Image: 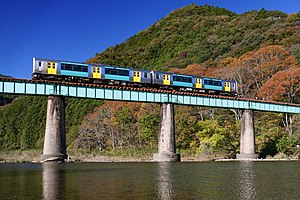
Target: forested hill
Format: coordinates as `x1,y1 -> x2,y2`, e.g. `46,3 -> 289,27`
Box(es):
88,4 -> 300,69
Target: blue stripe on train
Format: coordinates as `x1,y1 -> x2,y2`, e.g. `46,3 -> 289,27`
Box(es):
61,70 -> 89,77
204,85 -> 223,91
105,74 -> 130,81
61,62 -> 88,66
173,81 -> 193,88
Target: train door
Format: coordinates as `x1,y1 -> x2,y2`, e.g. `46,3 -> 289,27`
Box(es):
133,71 -> 141,82
195,78 -> 202,88
231,82 -> 236,93
224,82 -> 230,92
92,66 -> 101,79
47,62 -> 57,75
163,74 -> 170,85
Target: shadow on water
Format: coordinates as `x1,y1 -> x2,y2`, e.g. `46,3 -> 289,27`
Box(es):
237,161 -> 257,200
156,162 -> 174,200
42,162 -> 65,200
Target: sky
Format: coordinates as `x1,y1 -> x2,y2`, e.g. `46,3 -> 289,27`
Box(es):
1,0 -> 300,78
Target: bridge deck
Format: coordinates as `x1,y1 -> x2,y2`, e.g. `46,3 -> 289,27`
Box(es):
1,78 -> 300,114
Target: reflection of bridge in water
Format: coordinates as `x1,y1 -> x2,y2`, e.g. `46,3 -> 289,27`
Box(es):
42,163 -> 64,200
1,77 -> 300,162
238,162 -> 257,200
157,162 -> 174,200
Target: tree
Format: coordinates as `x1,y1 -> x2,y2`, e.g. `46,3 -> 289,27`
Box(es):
258,67 -> 300,103
216,45 -> 298,98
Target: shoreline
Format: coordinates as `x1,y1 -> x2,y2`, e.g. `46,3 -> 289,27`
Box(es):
1,156 -> 299,164
1,149 -> 299,163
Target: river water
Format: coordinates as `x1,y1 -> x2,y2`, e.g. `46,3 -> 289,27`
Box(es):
0,161 -> 300,199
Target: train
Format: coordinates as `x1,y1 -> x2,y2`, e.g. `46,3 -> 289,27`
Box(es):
32,58 -> 238,95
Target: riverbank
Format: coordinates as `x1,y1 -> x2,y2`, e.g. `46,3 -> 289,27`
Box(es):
0,148 -> 157,163
0,149 -> 299,163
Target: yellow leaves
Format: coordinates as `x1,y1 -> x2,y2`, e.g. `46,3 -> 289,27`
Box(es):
218,57 -> 236,68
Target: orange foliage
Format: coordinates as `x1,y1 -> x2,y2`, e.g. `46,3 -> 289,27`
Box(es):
214,45 -> 298,98
258,67 -> 300,102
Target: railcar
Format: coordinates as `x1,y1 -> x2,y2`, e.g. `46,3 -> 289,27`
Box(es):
32,58 -> 238,95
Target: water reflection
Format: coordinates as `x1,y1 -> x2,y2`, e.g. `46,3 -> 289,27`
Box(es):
238,162 -> 257,200
156,162 -> 174,200
42,162 -> 64,200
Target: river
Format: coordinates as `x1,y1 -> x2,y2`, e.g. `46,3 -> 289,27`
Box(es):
0,161 -> 300,199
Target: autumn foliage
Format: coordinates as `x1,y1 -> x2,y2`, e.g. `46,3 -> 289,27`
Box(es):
215,45 -> 298,98
258,67 -> 300,102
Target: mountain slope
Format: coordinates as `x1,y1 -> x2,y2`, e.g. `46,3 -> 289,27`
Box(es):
88,4 -> 300,69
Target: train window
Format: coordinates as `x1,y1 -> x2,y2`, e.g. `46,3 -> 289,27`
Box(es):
144,72 -> 148,78
174,76 -> 192,83
156,74 -> 160,79
93,68 -> 96,73
204,80 -> 211,85
47,63 -> 51,68
52,64 -> 55,69
97,68 -> 100,73
66,65 -> 72,70
137,72 -> 139,77
117,69 -> 129,76
215,81 -> 221,86
38,62 -> 42,67
133,71 -> 136,76
112,69 -> 118,75
81,66 -> 88,72
73,65 -> 81,71
204,80 -> 221,86
61,63 -> 73,71
105,68 -> 129,76
105,68 -> 110,74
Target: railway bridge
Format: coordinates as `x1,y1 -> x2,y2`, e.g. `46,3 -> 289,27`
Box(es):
1,77 -> 300,161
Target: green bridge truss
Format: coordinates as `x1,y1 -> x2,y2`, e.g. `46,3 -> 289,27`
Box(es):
1,79 -> 300,114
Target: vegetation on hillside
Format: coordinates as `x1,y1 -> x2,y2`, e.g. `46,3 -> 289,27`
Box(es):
0,96 -> 102,150
88,4 -> 300,69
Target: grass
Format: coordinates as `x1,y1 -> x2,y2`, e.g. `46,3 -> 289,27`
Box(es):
0,149 -> 42,163
68,146 -> 158,162
0,147 -> 221,163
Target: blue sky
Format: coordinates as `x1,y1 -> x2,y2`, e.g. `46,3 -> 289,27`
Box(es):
1,0 -> 300,78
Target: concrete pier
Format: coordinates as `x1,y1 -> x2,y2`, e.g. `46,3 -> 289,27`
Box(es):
236,109 -> 258,160
41,96 -> 67,162
153,103 -> 180,162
